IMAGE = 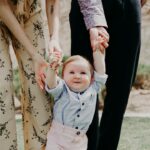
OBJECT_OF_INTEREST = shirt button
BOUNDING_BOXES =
[77,114,80,117]
[82,102,85,106]
[75,127,78,129]
[76,131,80,135]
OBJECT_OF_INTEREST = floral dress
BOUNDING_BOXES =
[0,0,52,149]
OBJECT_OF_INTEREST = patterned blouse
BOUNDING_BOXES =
[78,0,107,29]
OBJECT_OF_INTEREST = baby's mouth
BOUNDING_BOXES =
[74,81,81,84]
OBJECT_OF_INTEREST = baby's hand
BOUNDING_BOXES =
[90,27,109,54]
[96,37,107,54]
[49,49,63,71]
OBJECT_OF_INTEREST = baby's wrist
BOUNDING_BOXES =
[49,64,58,72]
[93,48,100,52]
[93,48,105,54]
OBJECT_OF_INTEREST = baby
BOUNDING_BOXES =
[43,48,107,150]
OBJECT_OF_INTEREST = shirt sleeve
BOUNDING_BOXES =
[45,77,64,100]
[92,71,108,92]
[78,0,107,30]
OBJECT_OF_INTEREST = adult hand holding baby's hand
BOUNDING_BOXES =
[49,49,63,71]
[89,26,109,53]
[48,39,63,70]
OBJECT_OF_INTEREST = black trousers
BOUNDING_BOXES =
[69,0,141,150]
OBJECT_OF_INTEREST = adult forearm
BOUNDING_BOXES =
[77,0,107,30]
[0,2,36,58]
[46,0,59,41]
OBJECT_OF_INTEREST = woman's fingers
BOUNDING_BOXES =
[36,75,44,90]
[98,27,109,42]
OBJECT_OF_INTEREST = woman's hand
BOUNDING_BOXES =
[48,39,62,53]
[33,40,62,89]
[49,49,63,71]
[48,39,62,69]
[89,27,109,53]
[32,54,48,90]
[39,48,62,90]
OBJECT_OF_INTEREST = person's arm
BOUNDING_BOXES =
[0,0,38,58]
[78,0,107,30]
[0,0,48,88]
[93,50,106,76]
[78,0,109,52]
[46,0,61,53]
[45,67,57,89]
[45,50,62,89]
[89,27,109,53]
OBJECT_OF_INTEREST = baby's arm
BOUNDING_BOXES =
[45,50,62,89]
[93,50,106,76]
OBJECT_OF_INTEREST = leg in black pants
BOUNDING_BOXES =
[69,0,99,150]
[98,0,141,149]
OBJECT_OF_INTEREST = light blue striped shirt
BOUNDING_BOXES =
[45,72,107,133]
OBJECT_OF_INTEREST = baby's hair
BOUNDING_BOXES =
[62,55,94,77]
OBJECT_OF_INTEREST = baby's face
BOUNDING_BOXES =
[63,60,92,92]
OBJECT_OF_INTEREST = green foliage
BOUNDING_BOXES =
[136,64,150,75]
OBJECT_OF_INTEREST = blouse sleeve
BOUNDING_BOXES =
[77,0,107,30]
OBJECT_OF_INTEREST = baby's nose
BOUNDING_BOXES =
[75,73,81,78]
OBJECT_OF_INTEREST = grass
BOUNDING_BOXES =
[16,117,150,150]
[118,117,150,150]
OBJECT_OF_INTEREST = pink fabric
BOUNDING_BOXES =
[46,120,88,150]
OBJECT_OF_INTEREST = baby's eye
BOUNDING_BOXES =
[81,72,86,75]
[70,71,74,74]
